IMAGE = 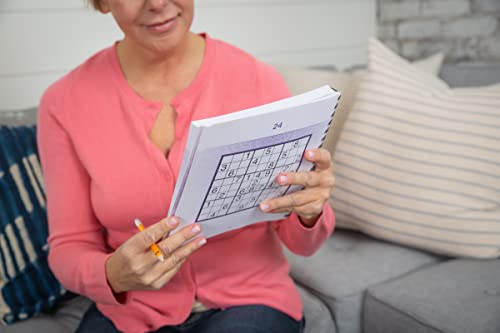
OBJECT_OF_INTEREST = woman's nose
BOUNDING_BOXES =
[147,0,169,12]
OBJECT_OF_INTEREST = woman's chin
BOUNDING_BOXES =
[132,30,188,56]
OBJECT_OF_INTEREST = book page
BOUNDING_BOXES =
[169,87,340,238]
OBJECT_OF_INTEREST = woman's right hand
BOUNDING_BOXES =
[105,216,205,293]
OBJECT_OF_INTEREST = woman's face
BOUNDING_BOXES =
[100,0,195,54]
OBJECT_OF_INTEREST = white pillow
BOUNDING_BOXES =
[276,52,444,156]
[330,38,500,259]
[411,52,444,76]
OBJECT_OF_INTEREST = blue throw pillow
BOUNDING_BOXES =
[0,125,66,324]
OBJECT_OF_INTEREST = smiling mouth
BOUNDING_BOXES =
[146,15,178,29]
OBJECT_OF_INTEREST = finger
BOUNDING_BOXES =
[275,170,321,188]
[304,148,332,171]
[163,236,206,271]
[157,223,203,258]
[130,216,180,253]
[150,236,207,289]
[270,201,324,220]
[260,189,316,213]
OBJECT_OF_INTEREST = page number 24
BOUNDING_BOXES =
[272,122,283,130]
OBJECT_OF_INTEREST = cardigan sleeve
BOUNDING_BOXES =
[273,205,335,256]
[37,86,127,305]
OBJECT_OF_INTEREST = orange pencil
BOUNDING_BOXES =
[134,218,165,262]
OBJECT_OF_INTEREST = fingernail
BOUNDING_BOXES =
[307,151,315,159]
[192,225,201,233]
[279,175,288,184]
[260,203,270,211]
[168,217,178,227]
[198,238,207,247]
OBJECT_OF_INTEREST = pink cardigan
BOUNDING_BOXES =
[37,34,335,333]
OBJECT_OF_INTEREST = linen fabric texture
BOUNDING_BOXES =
[330,38,500,259]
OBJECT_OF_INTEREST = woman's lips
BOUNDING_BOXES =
[146,16,177,33]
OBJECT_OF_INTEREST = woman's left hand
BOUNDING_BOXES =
[259,148,335,227]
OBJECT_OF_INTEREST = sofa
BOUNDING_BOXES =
[277,53,500,333]
[1,55,500,333]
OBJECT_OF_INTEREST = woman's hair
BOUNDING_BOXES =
[89,0,102,11]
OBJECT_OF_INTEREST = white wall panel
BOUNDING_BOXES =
[191,4,372,62]
[0,0,375,110]
[0,11,121,77]
[0,73,63,110]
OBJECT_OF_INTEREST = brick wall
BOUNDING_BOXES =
[377,0,500,63]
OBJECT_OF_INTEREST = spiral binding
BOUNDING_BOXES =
[318,86,341,149]
[311,86,341,173]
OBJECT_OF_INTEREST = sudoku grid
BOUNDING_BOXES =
[196,135,311,222]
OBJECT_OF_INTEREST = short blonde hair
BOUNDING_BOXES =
[89,0,103,11]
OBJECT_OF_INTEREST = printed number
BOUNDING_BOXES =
[272,122,283,130]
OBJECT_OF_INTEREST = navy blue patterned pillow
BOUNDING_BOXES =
[0,125,66,324]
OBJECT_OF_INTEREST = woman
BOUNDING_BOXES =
[37,1,336,332]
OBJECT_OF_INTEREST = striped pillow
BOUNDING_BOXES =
[0,125,66,324]
[330,38,500,259]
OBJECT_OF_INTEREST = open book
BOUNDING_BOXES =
[168,85,341,238]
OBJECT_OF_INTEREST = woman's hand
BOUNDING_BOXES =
[259,148,335,227]
[105,217,205,293]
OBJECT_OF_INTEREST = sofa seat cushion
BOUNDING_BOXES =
[284,229,442,333]
[3,296,91,333]
[295,283,337,333]
[364,259,500,333]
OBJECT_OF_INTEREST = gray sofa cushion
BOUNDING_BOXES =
[296,283,337,333]
[3,296,92,333]
[364,259,500,333]
[440,63,500,88]
[284,230,442,333]
[0,108,38,126]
